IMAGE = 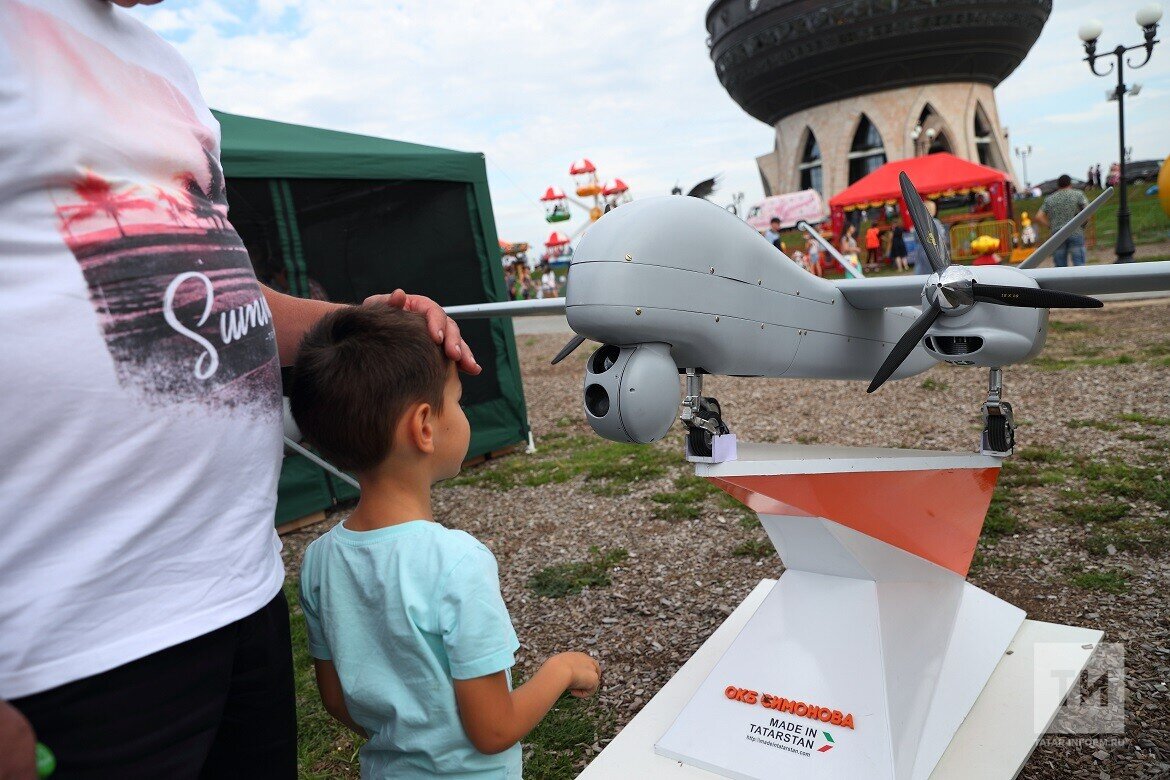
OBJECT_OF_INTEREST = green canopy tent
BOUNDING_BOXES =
[216,110,529,526]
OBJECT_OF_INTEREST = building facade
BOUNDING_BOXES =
[705,0,1052,198]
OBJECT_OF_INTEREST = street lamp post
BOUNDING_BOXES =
[1078,4,1162,263]
[1014,145,1033,190]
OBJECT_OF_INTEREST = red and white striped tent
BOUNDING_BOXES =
[540,185,567,201]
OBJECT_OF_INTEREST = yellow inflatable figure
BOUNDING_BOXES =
[1159,154,1170,217]
[1019,212,1036,247]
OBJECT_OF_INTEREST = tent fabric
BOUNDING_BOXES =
[215,111,488,183]
[214,111,530,525]
[829,153,1007,209]
[828,153,1010,236]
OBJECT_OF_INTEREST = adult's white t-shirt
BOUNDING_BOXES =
[0,0,285,699]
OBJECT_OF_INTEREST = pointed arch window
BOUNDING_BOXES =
[848,115,886,183]
[914,104,952,155]
[973,103,1003,169]
[798,130,823,196]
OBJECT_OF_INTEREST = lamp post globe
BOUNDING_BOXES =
[1136,4,1162,28]
[1078,19,1104,42]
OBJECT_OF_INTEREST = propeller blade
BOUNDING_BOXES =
[899,172,948,274]
[551,334,587,365]
[867,303,943,393]
[971,283,1102,309]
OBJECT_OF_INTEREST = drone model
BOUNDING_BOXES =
[448,174,1170,459]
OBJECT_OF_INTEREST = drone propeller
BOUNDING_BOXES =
[867,302,943,393]
[971,284,1102,309]
[867,176,1103,393]
[551,334,586,365]
[898,172,948,275]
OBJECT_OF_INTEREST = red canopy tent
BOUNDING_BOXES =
[828,153,1011,237]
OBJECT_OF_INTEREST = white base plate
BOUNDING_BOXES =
[579,580,1102,780]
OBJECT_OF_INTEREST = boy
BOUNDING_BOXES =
[289,307,601,778]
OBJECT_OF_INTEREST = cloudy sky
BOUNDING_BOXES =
[137,0,1170,250]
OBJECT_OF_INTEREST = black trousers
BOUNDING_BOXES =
[12,591,296,779]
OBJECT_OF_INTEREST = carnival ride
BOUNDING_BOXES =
[540,159,632,254]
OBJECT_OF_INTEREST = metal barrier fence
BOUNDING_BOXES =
[948,216,1097,262]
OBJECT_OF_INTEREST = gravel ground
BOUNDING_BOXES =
[283,299,1170,779]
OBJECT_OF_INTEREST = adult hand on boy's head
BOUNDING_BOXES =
[363,289,481,375]
[0,701,36,780]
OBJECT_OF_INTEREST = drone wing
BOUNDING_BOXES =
[445,297,567,319]
[837,261,1170,310]
[1018,187,1113,270]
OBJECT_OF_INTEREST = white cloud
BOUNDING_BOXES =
[134,0,1169,249]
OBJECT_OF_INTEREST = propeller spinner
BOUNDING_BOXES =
[866,174,1103,393]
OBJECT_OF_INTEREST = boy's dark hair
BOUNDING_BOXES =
[288,306,447,472]
[1058,174,1072,188]
[770,217,781,224]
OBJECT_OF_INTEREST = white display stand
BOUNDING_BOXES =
[578,582,1101,780]
[580,444,1102,780]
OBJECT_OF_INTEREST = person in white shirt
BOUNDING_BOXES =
[539,261,558,298]
[0,1,478,776]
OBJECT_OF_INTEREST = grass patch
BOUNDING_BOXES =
[651,474,720,520]
[523,692,609,779]
[731,538,773,558]
[738,513,762,531]
[1066,418,1120,432]
[1016,445,1065,464]
[287,581,364,779]
[529,546,629,598]
[1032,354,1137,370]
[1059,500,1130,524]
[1068,569,1130,594]
[1121,432,1156,442]
[1082,520,1170,556]
[448,436,675,491]
[1072,459,1170,511]
[982,492,1021,539]
[1048,321,1097,333]
[921,378,948,391]
[1118,412,1170,427]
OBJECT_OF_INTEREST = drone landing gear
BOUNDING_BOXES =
[981,367,1016,458]
[680,370,731,460]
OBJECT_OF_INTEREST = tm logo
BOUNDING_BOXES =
[818,729,835,753]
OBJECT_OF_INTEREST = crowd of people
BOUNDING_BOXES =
[502,259,560,300]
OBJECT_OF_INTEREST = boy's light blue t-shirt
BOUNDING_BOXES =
[300,520,522,779]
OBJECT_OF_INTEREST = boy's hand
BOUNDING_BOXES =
[552,652,601,698]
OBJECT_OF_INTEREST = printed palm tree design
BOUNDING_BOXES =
[177,172,223,229]
[58,173,156,237]
[154,186,190,227]
[176,151,230,231]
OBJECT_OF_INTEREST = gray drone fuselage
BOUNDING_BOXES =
[567,196,935,381]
